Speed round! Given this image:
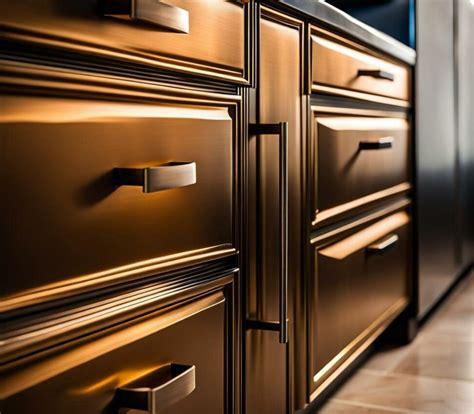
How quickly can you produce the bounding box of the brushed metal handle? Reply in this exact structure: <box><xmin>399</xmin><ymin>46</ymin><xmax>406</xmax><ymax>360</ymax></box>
<box><xmin>367</xmin><ymin>234</ymin><xmax>399</xmax><ymax>255</ymax></box>
<box><xmin>246</xmin><ymin>122</ymin><xmax>289</xmax><ymax>344</ymax></box>
<box><xmin>114</xmin><ymin>161</ymin><xmax>196</xmax><ymax>193</ymax></box>
<box><xmin>115</xmin><ymin>364</ymin><xmax>195</xmax><ymax>413</ymax></box>
<box><xmin>357</xmin><ymin>69</ymin><xmax>395</xmax><ymax>81</ymax></box>
<box><xmin>359</xmin><ymin>136</ymin><xmax>394</xmax><ymax>150</ymax></box>
<box><xmin>102</xmin><ymin>0</ymin><xmax>189</xmax><ymax>33</ymax></box>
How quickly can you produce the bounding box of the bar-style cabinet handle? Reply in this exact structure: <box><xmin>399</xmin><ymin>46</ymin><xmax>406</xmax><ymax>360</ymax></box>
<box><xmin>114</xmin><ymin>161</ymin><xmax>196</xmax><ymax>193</ymax></box>
<box><xmin>367</xmin><ymin>234</ymin><xmax>399</xmax><ymax>255</ymax></box>
<box><xmin>246</xmin><ymin>122</ymin><xmax>289</xmax><ymax>344</ymax></box>
<box><xmin>357</xmin><ymin>69</ymin><xmax>395</xmax><ymax>81</ymax></box>
<box><xmin>359</xmin><ymin>136</ymin><xmax>394</xmax><ymax>150</ymax></box>
<box><xmin>115</xmin><ymin>364</ymin><xmax>195</xmax><ymax>413</ymax></box>
<box><xmin>102</xmin><ymin>0</ymin><xmax>189</xmax><ymax>33</ymax></box>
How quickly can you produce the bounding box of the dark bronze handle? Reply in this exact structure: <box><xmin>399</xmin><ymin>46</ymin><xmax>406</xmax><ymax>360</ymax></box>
<box><xmin>367</xmin><ymin>234</ymin><xmax>399</xmax><ymax>255</ymax></box>
<box><xmin>115</xmin><ymin>364</ymin><xmax>195</xmax><ymax>413</ymax></box>
<box><xmin>114</xmin><ymin>161</ymin><xmax>196</xmax><ymax>193</ymax></box>
<box><xmin>357</xmin><ymin>69</ymin><xmax>395</xmax><ymax>81</ymax></box>
<box><xmin>102</xmin><ymin>0</ymin><xmax>189</xmax><ymax>33</ymax></box>
<box><xmin>246</xmin><ymin>122</ymin><xmax>289</xmax><ymax>344</ymax></box>
<box><xmin>359</xmin><ymin>136</ymin><xmax>394</xmax><ymax>150</ymax></box>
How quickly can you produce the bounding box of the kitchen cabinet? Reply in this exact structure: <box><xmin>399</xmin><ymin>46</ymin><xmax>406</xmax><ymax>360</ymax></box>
<box><xmin>6</xmin><ymin>1</ymin><xmax>462</xmax><ymax>413</ymax></box>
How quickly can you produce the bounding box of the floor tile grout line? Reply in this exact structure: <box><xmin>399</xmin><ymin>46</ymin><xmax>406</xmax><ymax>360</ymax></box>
<box><xmin>360</xmin><ymin>368</ymin><xmax>474</xmax><ymax>386</ymax></box>
<box><xmin>330</xmin><ymin>397</ymin><xmax>430</xmax><ymax>414</ymax></box>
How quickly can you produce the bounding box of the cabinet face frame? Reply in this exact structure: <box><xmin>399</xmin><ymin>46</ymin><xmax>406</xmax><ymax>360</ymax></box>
<box><xmin>244</xmin><ymin>5</ymin><xmax>306</xmax><ymax>413</ymax></box>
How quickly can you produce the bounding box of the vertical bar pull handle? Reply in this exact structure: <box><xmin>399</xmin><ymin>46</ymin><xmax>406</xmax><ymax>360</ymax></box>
<box><xmin>247</xmin><ymin>122</ymin><xmax>289</xmax><ymax>344</ymax></box>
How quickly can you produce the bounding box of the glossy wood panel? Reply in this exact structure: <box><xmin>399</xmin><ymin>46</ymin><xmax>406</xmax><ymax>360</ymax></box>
<box><xmin>309</xmin><ymin>209</ymin><xmax>410</xmax><ymax>400</ymax></box>
<box><xmin>0</xmin><ymin>93</ymin><xmax>238</xmax><ymax>307</ymax></box>
<box><xmin>313</xmin><ymin>114</ymin><xmax>410</xmax><ymax>226</ymax></box>
<box><xmin>0</xmin><ymin>0</ymin><xmax>253</xmax><ymax>83</ymax></box>
<box><xmin>0</xmin><ymin>277</ymin><xmax>236</xmax><ymax>414</ymax></box>
<box><xmin>311</xmin><ymin>29</ymin><xmax>411</xmax><ymax>102</ymax></box>
<box><xmin>245</xmin><ymin>7</ymin><xmax>303</xmax><ymax>414</ymax></box>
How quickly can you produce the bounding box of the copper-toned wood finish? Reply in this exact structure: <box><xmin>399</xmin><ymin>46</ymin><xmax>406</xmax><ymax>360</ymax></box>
<box><xmin>311</xmin><ymin>28</ymin><xmax>411</xmax><ymax>102</ymax></box>
<box><xmin>0</xmin><ymin>272</ymin><xmax>238</xmax><ymax>414</ymax></box>
<box><xmin>245</xmin><ymin>7</ymin><xmax>303</xmax><ymax>414</ymax></box>
<box><xmin>1</xmin><ymin>0</ymin><xmax>253</xmax><ymax>83</ymax></box>
<box><xmin>309</xmin><ymin>209</ymin><xmax>411</xmax><ymax>401</ymax></box>
<box><xmin>312</xmin><ymin>114</ymin><xmax>410</xmax><ymax>226</ymax></box>
<box><xmin>0</xmin><ymin>92</ymin><xmax>239</xmax><ymax>305</ymax></box>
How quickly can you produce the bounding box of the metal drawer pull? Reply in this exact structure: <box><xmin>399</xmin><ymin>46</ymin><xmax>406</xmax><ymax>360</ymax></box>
<box><xmin>102</xmin><ymin>0</ymin><xmax>189</xmax><ymax>33</ymax></box>
<box><xmin>114</xmin><ymin>161</ymin><xmax>196</xmax><ymax>193</ymax></box>
<box><xmin>367</xmin><ymin>234</ymin><xmax>399</xmax><ymax>255</ymax></box>
<box><xmin>246</xmin><ymin>122</ymin><xmax>289</xmax><ymax>344</ymax></box>
<box><xmin>357</xmin><ymin>69</ymin><xmax>395</xmax><ymax>81</ymax></box>
<box><xmin>115</xmin><ymin>364</ymin><xmax>195</xmax><ymax>413</ymax></box>
<box><xmin>359</xmin><ymin>136</ymin><xmax>394</xmax><ymax>150</ymax></box>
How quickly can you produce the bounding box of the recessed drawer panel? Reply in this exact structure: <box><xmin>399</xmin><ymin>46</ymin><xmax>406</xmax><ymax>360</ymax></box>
<box><xmin>0</xmin><ymin>289</ymin><xmax>231</xmax><ymax>413</ymax></box>
<box><xmin>310</xmin><ymin>210</ymin><xmax>410</xmax><ymax>398</ymax></box>
<box><xmin>313</xmin><ymin>115</ymin><xmax>410</xmax><ymax>225</ymax></box>
<box><xmin>1</xmin><ymin>0</ymin><xmax>251</xmax><ymax>83</ymax></box>
<box><xmin>311</xmin><ymin>31</ymin><xmax>410</xmax><ymax>102</ymax></box>
<box><xmin>0</xmin><ymin>95</ymin><xmax>236</xmax><ymax>306</ymax></box>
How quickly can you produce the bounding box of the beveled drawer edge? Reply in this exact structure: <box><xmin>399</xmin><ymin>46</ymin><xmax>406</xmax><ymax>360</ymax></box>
<box><xmin>312</xmin><ymin>183</ymin><xmax>411</xmax><ymax>227</ymax></box>
<box><xmin>311</xmin><ymin>197</ymin><xmax>410</xmax><ymax>245</ymax></box>
<box><xmin>0</xmin><ymin>269</ymin><xmax>237</xmax><ymax>364</ymax></box>
<box><xmin>312</xmin><ymin>84</ymin><xmax>411</xmax><ymax>108</ymax></box>
<box><xmin>0</xmin><ymin>245</ymin><xmax>237</xmax><ymax>315</ymax></box>
<box><xmin>311</xmin><ymin>104</ymin><xmax>407</xmax><ymax>118</ymax></box>
<box><xmin>319</xmin><ymin>211</ymin><xmax>409</xmax><ymax>260</ymax></box>
<box><xmin>0</xmin><ymin>60</ymin><xmax>243</xmax><ymax>104</ymax></box>
<box><xmin>0</xmin><ymin>288</ymin><xmax>228</xmax><ymax>399</ymax></box>
<box><xmin>310</xmin><ymin>296</ymin><xmax>408</xmax><ymax>402</ymax></box>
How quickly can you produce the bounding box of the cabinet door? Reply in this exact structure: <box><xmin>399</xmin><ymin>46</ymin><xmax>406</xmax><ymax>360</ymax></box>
<box><xmin>1</xmin><ymin>0</ymin><xmax>253</xmax><ymax>84</ymax></box>
<box><xmin>313</xmin><ymin>114</ymin><xmax>410</xmax><ymax>225</ymax></box>
<box><xmin>246</xmin><ymin>7</ymin><xmax>303</xmax><ymax>414</ymax></box>
<box><xmin>0</xmin><ymin>93</ymin><xmax>238</xmax><ymax>311</ymax></box>
<box><xmin>0</xmin><ymin>273</ymin><xmax>238</xmax><ymax>414</ymax></box>
<box><xmin>310</xmin><ymin>210</ymin><xmax>410</xmax><ymax>400</ymax></box>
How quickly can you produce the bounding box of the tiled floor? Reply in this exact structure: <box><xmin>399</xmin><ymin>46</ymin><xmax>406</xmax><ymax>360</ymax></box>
<box><xmin>319</xmin><ymin>271</ymin><xmax>474</xmax><ymax>414</ymax></box>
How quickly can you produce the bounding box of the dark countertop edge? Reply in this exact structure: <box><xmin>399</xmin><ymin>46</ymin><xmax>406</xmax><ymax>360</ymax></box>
<box><xmin>271</xmin><ymin>0</ymin><xmax>416</xmax><ymax>66</ymax></box>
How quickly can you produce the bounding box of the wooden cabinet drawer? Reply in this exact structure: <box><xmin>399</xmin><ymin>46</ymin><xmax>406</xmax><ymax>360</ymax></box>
<box><xmin>309</xmin><ymin>210</ymin><xmax>410</xmax><ymax>399</ymax></box>
<box><xmin>1</xmin><ymin>0</ymin><xmax>252</xmax><ymax>83</ymax></box>
<box><xmin>0</xmin><ymin>279</ymin><xmax>235</xmax><ymax>414</ymax></box>
<box><xmin>313</xmin><ymin>115</ymin><xmax>410</xmax><ymax>226</ymax></box>
<box><xmin>0</xmin><ymin>94</ymin><xmax>237</xmax><ymax>309</ymax></box>
<box><xmin>311</xmin><ymin>30</ymin><xmax>411</xmax><ymax>103</ymax></box>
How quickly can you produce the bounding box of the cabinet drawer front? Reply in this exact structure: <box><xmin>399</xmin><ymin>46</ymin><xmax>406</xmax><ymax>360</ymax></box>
<box><xmin>313</xmin><ymin>116</ymin><xmax>410</xmax><ymax>225</ymax></box>
<box><xmin>0</xmin><ymin>291</ymin><xmax>230</xmax><ymax>414</ymax></box>
<box><xmin>2</xmin><ymin>0</ymin><xmax>251</xmax><ymax>83</ymax></box>
<box><xmin>311</xmin><ymin>33</ymin><xmax>410</xmax><ymax>103</ymax></box>
<box><xmin>310</xmin><ymin>211</ymin><xmax>410</xmax><ymax>398</ymax></box>
<box><xmin>0</xmin><ymin>96</ymin><xmax>236</xmax><ymax>306</ymax></box>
